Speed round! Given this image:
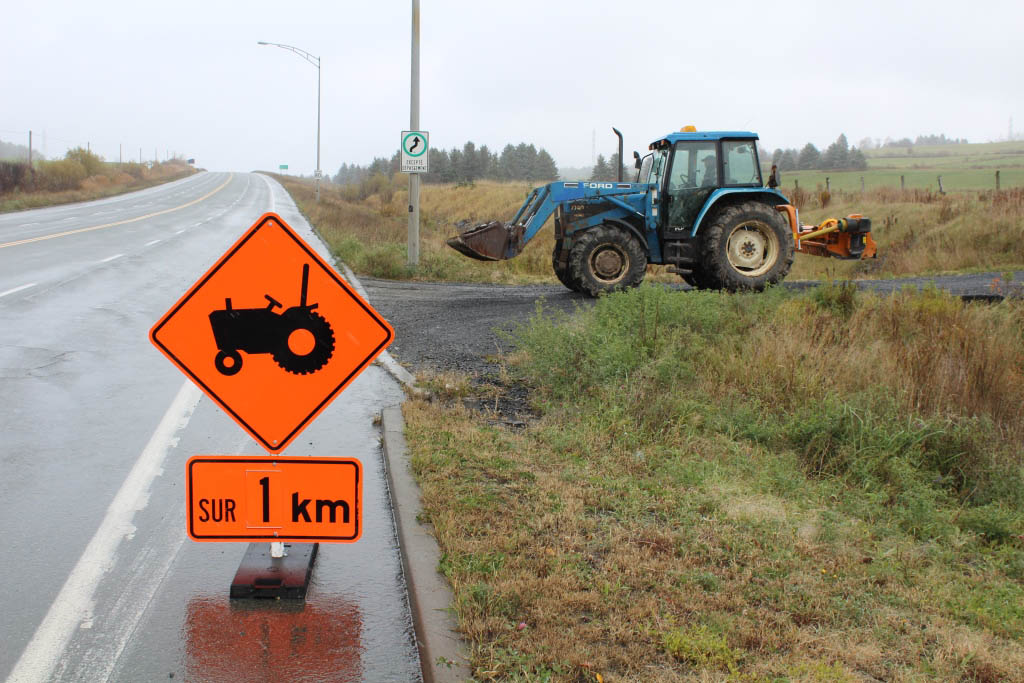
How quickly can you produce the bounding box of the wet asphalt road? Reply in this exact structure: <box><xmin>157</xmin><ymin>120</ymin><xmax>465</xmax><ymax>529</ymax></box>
<box><xmin>0</xmin><ymin>173</ymin><xmax>420</xmax><ymax>682</ymax></box>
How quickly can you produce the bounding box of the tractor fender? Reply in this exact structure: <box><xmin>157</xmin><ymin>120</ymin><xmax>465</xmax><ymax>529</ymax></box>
<box><xmin>690</xmin><ymin>188</ymin><xmax>791</xmax><ymax>237</ymax></box>
<box><xmin>570</xmin><ymin>218</ymin><xmax>648</xmax><ymax>254</ymax></box>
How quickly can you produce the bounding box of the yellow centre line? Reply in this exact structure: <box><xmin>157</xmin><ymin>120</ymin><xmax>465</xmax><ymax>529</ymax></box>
<box><xmin>0</xmin><ymin>173</ymin><xmax>235</xmax><ymax>251</ymax></box>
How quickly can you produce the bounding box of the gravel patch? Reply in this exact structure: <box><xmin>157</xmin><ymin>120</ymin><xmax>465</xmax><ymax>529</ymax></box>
<box><xmin>362</xmin><ymin>271</ymin><xmax>1023</xmax><ymax>379</ymax></box>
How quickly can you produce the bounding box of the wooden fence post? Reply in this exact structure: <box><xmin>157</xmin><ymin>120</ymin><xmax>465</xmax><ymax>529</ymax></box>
<box><xmin>861</xmin><ymin>176</ymin><xmax>865</xmax><ymax>192</ymax></box>
<box><xmin>900</xmin><ymin>175</ymin><xmax>905</xmax><ymax>190</ymax></box>
<box><xmin>794</xmin><ymin>179</ymin><xmax>799</xmax><ymax>190</ymax></box>
<box><xmin>826</xmin><ymin>177</ymin><xmax>831</xmax><ymax>193</ymax></box>
<box><xmin>937</xmin><ymin>176</ymin><xmax>944</xmax><ymax>194</ymax></box>
<box><xmin>996</xmin><ymin>170</ymin><xmax>1001</xmax><ymax>191</ymax></box>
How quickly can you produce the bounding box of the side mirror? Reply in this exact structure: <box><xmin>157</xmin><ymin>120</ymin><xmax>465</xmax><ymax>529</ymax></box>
<box><xmin>633</xmin><ymin>151</ymin><xmax>641</xmax><ymax>169</ymax></box>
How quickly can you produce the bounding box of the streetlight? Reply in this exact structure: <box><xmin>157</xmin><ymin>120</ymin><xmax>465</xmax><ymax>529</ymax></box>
<box><xmin>258</xmin><ymin>41</ymin><xmax>322</xmax><ymax>202</ymax></box>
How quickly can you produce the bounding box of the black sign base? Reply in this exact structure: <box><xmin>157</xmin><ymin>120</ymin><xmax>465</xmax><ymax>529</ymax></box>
<box><xmin>229</xmin><ymin>542</ymin><xmax>318</xmax><ymax>599</ymax></box>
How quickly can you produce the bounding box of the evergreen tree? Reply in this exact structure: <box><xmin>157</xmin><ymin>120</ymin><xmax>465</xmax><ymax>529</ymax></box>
<box><xmin>591</xmin><ymin>154</ymin><xmax>610</xmax><ymax>181</ymax></box>
<box><xmin>449</xmin><ymin>148</ymin><xmax>464</xmax><ymax>182</ymax></box>
<box><xmin>462</xmin><ymin>141</ymin><xmax>479</xmax><ymax>180</ymax></box>
<box><xmin>498</xmin><ymin>144</ymin><xmax>516</xmax><ymax>180</ymax></box>
<box><xmin>797</xmin><ymin>143</ymin><xmax>820</xmax><ymax>170</ymax></box>
<box><xmin>424</xmin><ymin>148</ymin><xmax>450</xmax><ymax>183</ymax></box>
<box><xmin>478</xmin><ymin>144</ymin><xmax>497</xmax><ymax>180</ymax></box>
<box><xmin>821</xmin><ymin>134</ymin><xmax>850</xmax><ymax>170</ymax></box>
<box><xmin>779</xmin><ymin>149</ymin><xmax>798</xmax><ymax>172</ymax></box>
<box><xmin>518</xmin><ymin>143</ymin><xmax>538</xmax><ymax>181</ymax></box>
<box><xmin>534</xmin><ymin>149</ymin><xmax>559</xmax><ymax>181</ymax></box>
<box><xmin>608</xmin><ymin>152</ymin><xmax>624</xmax><ymax>181</ymax></box>
<box><xmin>847</xmin><ymin>147</ymin><xmax>868</xmax><ymax>171</ymax></box>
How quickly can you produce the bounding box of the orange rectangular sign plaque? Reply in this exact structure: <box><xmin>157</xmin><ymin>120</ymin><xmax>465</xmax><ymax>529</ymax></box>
<box><xmin>186</xmin><ymin>456</ymin><xmax>362</xmax><ymax>542</ymax></box>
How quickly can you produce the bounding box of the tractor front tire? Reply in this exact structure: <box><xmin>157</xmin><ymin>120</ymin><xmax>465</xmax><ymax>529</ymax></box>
<box><xmin>700</xmin><ymin>202</ymin><xmax>793</xmax><ymax>291</ymax></box>
<box><xmin>568</xmin><ymin>225</ymin><xmax>647</xmax><ymax>297</ymax></box>
<box><xmin>552</xmin><ymin>244</ymin><xmax>581</xmax><ymax>292</ymax></box>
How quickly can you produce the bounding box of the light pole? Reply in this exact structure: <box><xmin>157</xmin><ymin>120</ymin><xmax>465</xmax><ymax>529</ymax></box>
<box><xmin>258</xmin><ymin>41</ymin><xmax>322</xmax><ymax>202</ymax></box>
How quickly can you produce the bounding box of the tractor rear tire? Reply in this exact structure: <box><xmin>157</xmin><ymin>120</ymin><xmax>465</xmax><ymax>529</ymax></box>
<box><xmin>700</xmin><ymin>202</ymin><xmax>793</xmax><ymax>291</ymax></box>
<box><xmin>568</xmin><ymin>225</ymin><xmax>647</xmax><ymax>297</ymax></box>
<box><xmin>552</xmin><ymin>245</ymin><xmax>581</xmax><ymax>292</ymax></box>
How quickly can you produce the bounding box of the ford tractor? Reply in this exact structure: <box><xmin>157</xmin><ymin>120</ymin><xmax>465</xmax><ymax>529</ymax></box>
<box><xmin>447</xmin><ymin>127</ymin><xmax>876</xmax><ymax>296</ymax></box>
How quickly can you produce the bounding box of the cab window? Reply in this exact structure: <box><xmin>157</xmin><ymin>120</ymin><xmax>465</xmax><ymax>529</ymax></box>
<box><xmin>636</xmin><ymin>153</ymin><xmax>653</xmax><ymax>183</ymax></box>
<box><xmin>669</xmin><ymin>141</ymin><xmax>718</xmax><ymax>191</ymax></box>
<box><xmin>722</xmin><ymin>140</ymin><xmax>761</xmax><ymax>186</ymax></box>
<box><xmin>648</xmin><ymin>149</ymin><xmax>668</xmax><ymax>189</ymax></box>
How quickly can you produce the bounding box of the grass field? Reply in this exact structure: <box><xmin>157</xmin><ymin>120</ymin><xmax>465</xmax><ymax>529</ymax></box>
<box><xmin>405</xmin><ymin>285</ymin><xmax>1024</xmax><ymax>681</ymax></box>
<box><xmin>778</xmin><ymin>141</ymin><xmax>1024</xmax><ymax>193</ymax></box>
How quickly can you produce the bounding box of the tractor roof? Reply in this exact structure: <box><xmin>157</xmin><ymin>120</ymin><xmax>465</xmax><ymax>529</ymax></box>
<box><xmin>650</xmin><ymin>131</ymin><xmax>758</xmax><ymax>149</ymax></box>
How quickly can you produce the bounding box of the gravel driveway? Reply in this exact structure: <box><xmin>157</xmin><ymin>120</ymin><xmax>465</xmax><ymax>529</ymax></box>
<box><xmin>362</xmin><ymin>272</ymin><xmax>1023</xmax><ymax>378</ymax></box>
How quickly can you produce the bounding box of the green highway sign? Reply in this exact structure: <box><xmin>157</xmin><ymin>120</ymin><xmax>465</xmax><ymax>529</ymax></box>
<box><xmin>279</xmin><ymin>164</ymin><xmax>289</xmax><ymax>170</ymax></box>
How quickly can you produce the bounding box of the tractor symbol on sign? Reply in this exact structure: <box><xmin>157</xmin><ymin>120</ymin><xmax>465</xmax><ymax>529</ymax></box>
<box><xmin>208</xmin><ymin>264</ymin><xmax>335</xmax><ymax>376</ymax></box>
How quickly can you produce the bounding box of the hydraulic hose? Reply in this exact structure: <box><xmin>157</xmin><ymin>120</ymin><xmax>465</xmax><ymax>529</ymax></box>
<box><xmin>797</xmin><ymin>218</ymin><xmax>841</xmax><ymax>242</ymax></box>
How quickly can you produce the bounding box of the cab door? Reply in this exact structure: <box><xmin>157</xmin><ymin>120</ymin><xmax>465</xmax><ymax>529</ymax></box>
<box><xmin>662</xmin><ymin>141</ymin><xmax>719</xmax><ymax>238</ymax></box>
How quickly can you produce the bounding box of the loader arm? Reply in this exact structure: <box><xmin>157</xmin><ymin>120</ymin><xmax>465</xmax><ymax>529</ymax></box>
<box><xmin>447</xmin><ymin>181</ymin><xmax>649</xmax><ymax>261</ymax></box>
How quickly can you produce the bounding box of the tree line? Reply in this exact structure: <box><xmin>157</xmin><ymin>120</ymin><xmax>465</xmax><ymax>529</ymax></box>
<box><xmin>771</xmin><ymin>132</ymin><xmax>970</xmax><ymax>173</ymax></box>
<box><xmin>771</xmin><ymin>133</ymin><xmax>868</xmax><ymax>172</ymax></box>
<box><xmin>333</xmin><ymin>141</ymin><xmax>559</xmax><ymax>186</ymax></box>
<box><xmin>589</xmin><ymin>153</ymin><xmax>626</xmax><ymax>182</ymax></box>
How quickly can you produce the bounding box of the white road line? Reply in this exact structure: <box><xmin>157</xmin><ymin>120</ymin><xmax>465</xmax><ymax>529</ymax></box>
<box><xmin>62</xmin><ymin>216</ymin><xmax>78</xmax><ymax>221</ymax></box>
<box><xmin>0</xmin><ymin>282</ymin><xmax>37</xmax><ymax>298</ymax></box>
<box><xmin>100</xmin><ymin>253</ymin><xmax>124</xmax><ymax>263</ymax></box>
<box><xmin>175</xmin><ymin>229</ymin><xmax>185</xmax><ymax>234</ymax></box>
<box><xmin>0</xmin><ymin>173</ymin><xmax>233</xmax><ymax>251</ymax></box>
<box><xmin>259</xmin><ymin>173</ymin><xmax>277</xmax><ymax>212</ymax></box>
<box><xmin>145</xmin><ymin>239</ymin><xmax>161</xmax><ymax>247</ymax></box>
<box><xmin>5</xmin><ymin>381</ymin><xmax>202</xmax><ymax>683</ymax></box>
<box><xmin>21</xmin><ymin>222</ymin><xmax>39</xmax><ymax>226</ymax></box>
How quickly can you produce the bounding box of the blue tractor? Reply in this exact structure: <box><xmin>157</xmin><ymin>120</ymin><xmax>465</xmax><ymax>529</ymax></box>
<box><xmin>447</xmin><ymin>128</ymin><xmax>875</xmax><ymax>296</ymax></box>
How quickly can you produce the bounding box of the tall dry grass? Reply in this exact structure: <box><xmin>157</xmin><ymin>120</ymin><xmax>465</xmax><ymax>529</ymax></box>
<box><xmin>405</xmin><ymin>284</ymin><xmax>1024</xmax><ymax>680</ymax></box>
<box><xmin>0</xmin><ymin>156</ymin><xmax>196</xmax><ymax>213</ymax></box>
<box><xmin>277</xmin><ymin>175</ymin><xmax>559</xmax><ymax>283</ymax></box>
<box><xmin>280</xmin><ymin>175</ymin><xmax>1024</xmax><ymax>285</ymax></box>
<box><xmin>791</xmin><ymin>188</ymin><xmax>1024</xmax><ymax>280</ymax></box>
<box><xmin>742</xmin><ymin>284</ymin><xmax>1024</xmax><ymax>436</ymax></box>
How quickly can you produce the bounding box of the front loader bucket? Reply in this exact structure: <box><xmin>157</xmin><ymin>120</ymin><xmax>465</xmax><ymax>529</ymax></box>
<box><xmin>446</xmin><ymin>221</ymin><xmax>524</xmax><ymax>261</ymax></box>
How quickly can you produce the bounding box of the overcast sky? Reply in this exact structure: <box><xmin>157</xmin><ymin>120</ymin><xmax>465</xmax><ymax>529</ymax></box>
<box><xmin>2</xmin><ymin>0</ymin><xmax>1022</xmax><ymax>175</ymax></box>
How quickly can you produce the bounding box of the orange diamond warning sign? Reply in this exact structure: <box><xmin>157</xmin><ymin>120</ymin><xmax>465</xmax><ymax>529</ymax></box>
<box><xmin>150</xmin><ymin>212</ymin><xmax>393</xmax><ymax>453</ymax></box>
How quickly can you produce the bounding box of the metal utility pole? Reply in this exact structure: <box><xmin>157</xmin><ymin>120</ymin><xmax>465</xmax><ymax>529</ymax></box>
<box><xmin>258</xmin><ymin>41</ymin><xmax>322</xmax><ymax>202</ymax></box>
<box><xmin>408</xmin><ymin>0</ymin><xmax>421</xmax><ymax>266</ymax></box>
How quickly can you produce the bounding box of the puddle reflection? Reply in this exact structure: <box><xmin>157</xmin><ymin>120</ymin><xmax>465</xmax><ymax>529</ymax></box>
<box><xmin>185</xmin><ymin>595</ymin><xmax>362</xmax><ymax>682</ymax></box>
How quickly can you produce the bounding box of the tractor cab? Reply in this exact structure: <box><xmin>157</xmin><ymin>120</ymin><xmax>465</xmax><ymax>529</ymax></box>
<box><xmin>638</xmin><ymin>131</ymin><xmax>763</xmax><ymax>238</ymax></box>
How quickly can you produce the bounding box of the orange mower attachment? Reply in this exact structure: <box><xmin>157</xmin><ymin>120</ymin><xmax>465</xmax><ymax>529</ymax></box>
<box><xmin>775</xmin><ymin>205</ymin><xmax>877</xmax><ymax>260</ymax></box>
